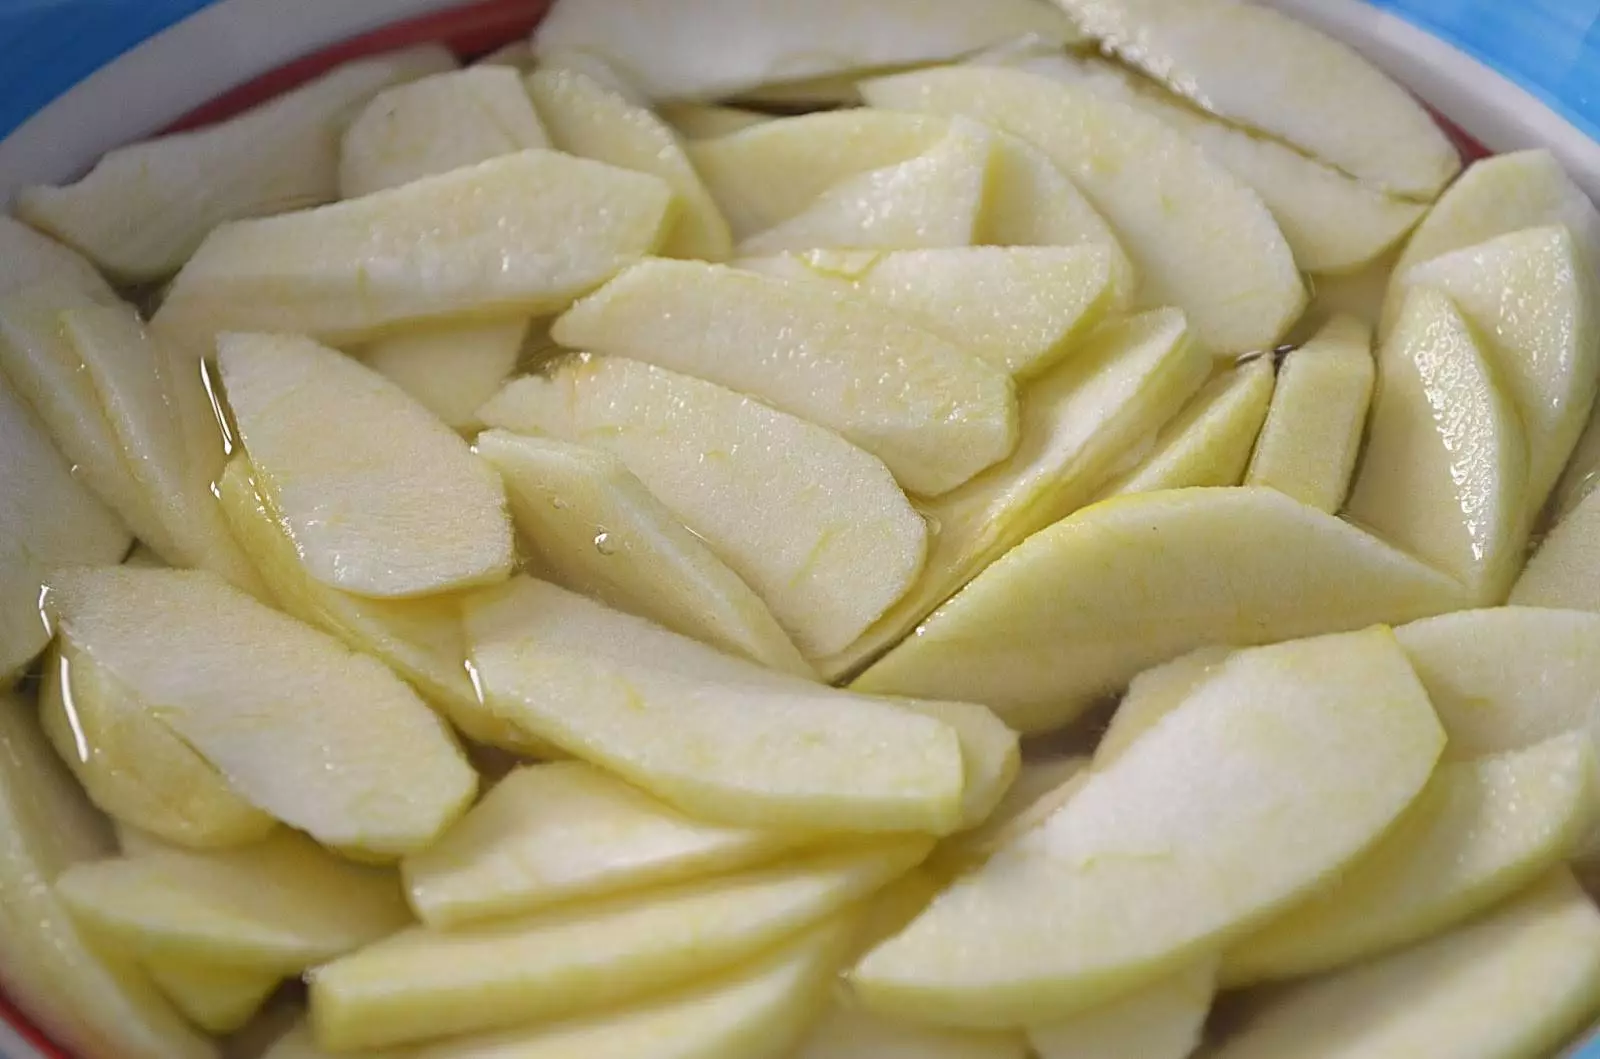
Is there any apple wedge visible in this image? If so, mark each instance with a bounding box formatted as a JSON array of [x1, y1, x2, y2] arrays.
[[895, 698, 1020, 833], [553, 259, 1018, 496], [1553, 405, 1600, 520], [463, 576, 965, 833], [476, 429, 810, 675], [1093, 646, 1234, 771], [854, 488, 1469, 731], [1028, 958, 1216, 1059], [860, 66, 1306, 353], [1053, 0, 1460, 199], [219, 332, 514, 598], [1210, 869, 1600, 1059], [1245, 314, 1374, 512], [1345, 286, 1529, 604], [153, 149, 674, 347], [531, 0, 1080, 101], [0, 215, 118, 298], [480, 356, 926, 658], [339, 66, 549, 197], [660, 103, 773, 139], [1223, 732, 1594, 985], [363, 319, 528, 433], [851, 628, 1444, 1028], [141, 956, 280, 1034], [311, 839, 927, 1049], [529, 67, 732, 261], [1098, 356, 1275, 497], [795, 1002, 1029, 1059], [46, 567, 477, 856], [820, 308, 1209, 682], [1512, 488, 1600, 610], [938, 756, 1089, 867]]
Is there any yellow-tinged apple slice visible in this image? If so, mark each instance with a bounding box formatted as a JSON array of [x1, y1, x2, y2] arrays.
[[1098, 356, 1275, 497], [938, 757, 1090, 867], [1395, 226, 1598, 510], [141, 955, 280, 1034], [0, 215, 118, 297], [1513, 489, 1600, 610], [46, 567, 476, 856], [56, 829, 410, 972], [363, 319, 528, 433], [1345, 286, 1529, 603], [894, 698, 1019, 832], [403, 761, 800, 928], [855, 487, 1468, 732], [795, 1003, 1029, 1059], [39, 641, 277, 848], [339, 67, 548, 197], [532, 0, 1079, 101], [821, 308, 1209, 683], [528, 67, 731, 261], [153, 149, 673, 347], [1223, 732, 1594, 985], [219, 332, 514, 598], [1027, 957, 1216, 1059], [1211, 868, 1600, 1059], [0, 692, 215, 1059], [553, 259, 1018, 496], [738, 119, 992, 255], [1553, 406, 1600, 519], [480, 356, 925, 657], [311, 839, 926, 1049], [661, 103, 772, 139], [851, 628, 1444, 1028], [1245, 314, 1374, 512], [15, 46, 456, 279], [1093, 646, 1234, 771], [1053, 0, 1459, 199], [463, 576, 965, 833], [860, 66, 1305, 353], [476, 429, 809, 675]]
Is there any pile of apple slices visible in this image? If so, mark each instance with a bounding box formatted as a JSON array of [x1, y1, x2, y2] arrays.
[[9, 0, 1600, 1056]]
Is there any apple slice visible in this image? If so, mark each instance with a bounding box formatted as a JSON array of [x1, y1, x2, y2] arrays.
[[311, 839, 927, 1049], [1092, 646, 1234, 771], [464, 576, 966, 833], [153, 149, 674, 347], [1028, 957, 1216, 1059], [404, 761, 800, 928], [860, 66, 1305, 353], [0, 215, 118, 297], [1552, 405, 1600, 520], [1053, 0, 1459, 199], [141, 955, 280, 1034], [895, 698, 1019, 833], [1210, 869, 1600, 1059], [738, 119, 992, 255], [46, 567, 477, 856], [39, 640, 277, 848], [1512, 487, 1600, 609], [529, 67, 732, 261], [339, 66, 548, 197], [531, 0, 1079, 101], [939, 756, 1090, 867], [795, 1002, 1029, 1059], [362, 319, 528, 433], [1223, 732, 1594, 986], [480, 356, 926, 657], [1098, 356, 1275, 497], [660, 103, 773, 139], [0, 692, 215, 1059], [851, 628, 1443, 1027], [219, 332, 513, 598], [821, 308, 1209, 682], [56, 829, 411, 972], [554, 259, 1017, 496], [854, 487, 1469, 732], [476, 429, 810, 675], [1245, 314, 1375, 512], [1345, 286, 1529, 604]]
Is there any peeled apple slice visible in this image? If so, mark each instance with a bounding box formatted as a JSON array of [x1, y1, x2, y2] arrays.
[[855, 487, 1469, 732], [1245, 314, 1374, 512], [660, 103, 772, 139], [939, 756, 1090, 866], [15, 45, 457, 279], [1053, 0, 1460, 199], [860, 65, 1306, 353], [553, 259, 1018, 497], [1512, 490, 1600, 610], [0, 215, 118, 297], [1027, 957, 1216, 1059], [1223, 733, 1594, 985], [46, 567, 477, 856], [1344, 286, 1529, 604], [141, 956, 279, 1034], [362, 318, 527, 433], [310, 839, 927, 1049], [528, 67, 732, 261], [339, 66, 549, 198], [896, 698, 1019, 832], [1210, 869, 1600, 1059], [153, 149, 673, 347], [463, 576, 966, 834], [403, 761, 799, 928], [477, 429, 810, 675], [1093, 646, 1234, 771], [794, 1003, 1029, 1059], [480, 356, 926, 658], [220, 332, 514, 598], [851, 628, 1444, 1028]]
